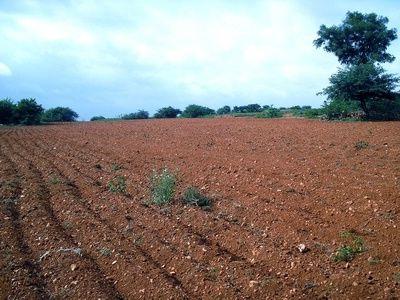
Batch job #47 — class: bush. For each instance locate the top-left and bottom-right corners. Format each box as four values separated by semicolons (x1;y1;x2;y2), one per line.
258;107;283;118
182;105;215;118
323;99;360;120
182;187;211;207
90;116;106;121
303;108;324;119
216;105;231;115
154;106;181;118
233;104;262;113
42;107;78;122
15;98;44;125
0;98;16;125
366;97;400;120
150;168;176;205
121;110;149;120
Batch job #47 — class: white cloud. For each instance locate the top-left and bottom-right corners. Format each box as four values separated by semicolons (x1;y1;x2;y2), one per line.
0;62;12;76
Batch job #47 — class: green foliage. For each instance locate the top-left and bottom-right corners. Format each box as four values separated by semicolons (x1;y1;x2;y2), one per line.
42;107;78;122
182;105;215;118
216;105;231;115
0;98;16;125
15;98;44;125
121;110;149;120
154;106;181;118
150;168;176;205
257;107;283;118
314;11;397;65
303;108;324;119
111;163;122;171
321;63;399;118
366;97;400;120
323;98;360;120
333;231;366;262
108;176;127;194
182;187;211;207
90;116;106;121
233;104;262;113
355;140;369;150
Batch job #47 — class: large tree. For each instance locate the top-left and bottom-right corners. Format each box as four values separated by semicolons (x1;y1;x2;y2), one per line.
314;11;397;65
315;11;399;119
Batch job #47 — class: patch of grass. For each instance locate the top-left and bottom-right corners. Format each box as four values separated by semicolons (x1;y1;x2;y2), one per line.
150;168;176;206
206;267;219;281
333;231;366;262
49;176;61;184
134;235;144;246
355;140;369;150
111;163;122;171
394;272;400;283
98;247;112;256
61;221;73;230
108;176;127;194
182;186;212;208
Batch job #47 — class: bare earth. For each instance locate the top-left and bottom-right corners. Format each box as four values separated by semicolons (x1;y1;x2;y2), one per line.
0;118;399;299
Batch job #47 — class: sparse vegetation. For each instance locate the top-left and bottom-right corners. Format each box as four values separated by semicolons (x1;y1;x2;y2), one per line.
99;247;112;256
355;140;369;150
90;116;106;121
333;231;366;262
121;110;149;120
111;163;122;171
150;168;176;205
182;186;211;208
257;107;283;118
108;176;127;194
41;107;79;122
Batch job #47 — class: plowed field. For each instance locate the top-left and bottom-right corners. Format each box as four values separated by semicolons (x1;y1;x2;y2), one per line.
1;118;399;299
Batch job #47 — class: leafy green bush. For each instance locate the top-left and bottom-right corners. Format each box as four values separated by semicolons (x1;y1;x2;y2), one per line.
15;98;44;125
108;176;127;194
150;168;176;205
366;97;400;120
182;105;215;118
333;231;366;262
154;106;181;118
303;108;324;119
90;116;106;121
233;104;262;113
182;186;211;207
216;105;231;115
323;99;360;120
257;108;283;118
0;98;16;125
121;110;149;120
42;107;79;122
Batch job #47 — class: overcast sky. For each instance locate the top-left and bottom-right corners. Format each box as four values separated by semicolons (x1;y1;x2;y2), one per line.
0;0;399;119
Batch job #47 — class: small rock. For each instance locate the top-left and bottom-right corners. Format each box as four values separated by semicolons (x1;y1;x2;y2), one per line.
249;280;258;288
297;244;309;253
70;264;77;271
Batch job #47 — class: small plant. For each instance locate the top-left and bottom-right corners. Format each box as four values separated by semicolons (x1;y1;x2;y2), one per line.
333;231;366;262
355;140;369;150
150;168;176;205
108;176;127;194
49;176;61;184
394;272;400;283
99;247;112;256
182;186;212;208
206;267;219;281
111;163;122;171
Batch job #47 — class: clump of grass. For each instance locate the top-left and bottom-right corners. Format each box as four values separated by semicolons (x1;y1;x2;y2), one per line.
111;163;122;171
182;186;212;208
150;168;176;205
108;176;127;194
355;140;369;150
206;267;219;281
98;247;112;256
49;176;61;185
333;230;366;262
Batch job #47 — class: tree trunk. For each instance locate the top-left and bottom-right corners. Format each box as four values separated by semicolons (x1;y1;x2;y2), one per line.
360;100;369;119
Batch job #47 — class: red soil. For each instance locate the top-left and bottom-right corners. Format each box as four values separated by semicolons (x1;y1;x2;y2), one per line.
0;118;399;299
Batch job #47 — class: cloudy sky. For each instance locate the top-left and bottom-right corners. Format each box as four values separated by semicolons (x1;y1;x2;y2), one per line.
0;0;399;119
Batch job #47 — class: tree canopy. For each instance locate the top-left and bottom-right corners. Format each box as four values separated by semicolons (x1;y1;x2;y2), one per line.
314;11;397;65
154;106;181;118
42;107;79;122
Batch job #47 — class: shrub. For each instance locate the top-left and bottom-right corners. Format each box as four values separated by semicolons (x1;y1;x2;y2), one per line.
355;140;368;150
154;106;181;118
108;176;127;194
182;186;211;207
232;104;262;113
303;108;324;119
90;116;106;121
366;97;400;120
15;98;44;125
42;107;79;122
182;105;215;118
323;98;360;120
0;98;16;125
121;110;149;120
150;168;176;205
216;105;231;115
258;108;283;118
